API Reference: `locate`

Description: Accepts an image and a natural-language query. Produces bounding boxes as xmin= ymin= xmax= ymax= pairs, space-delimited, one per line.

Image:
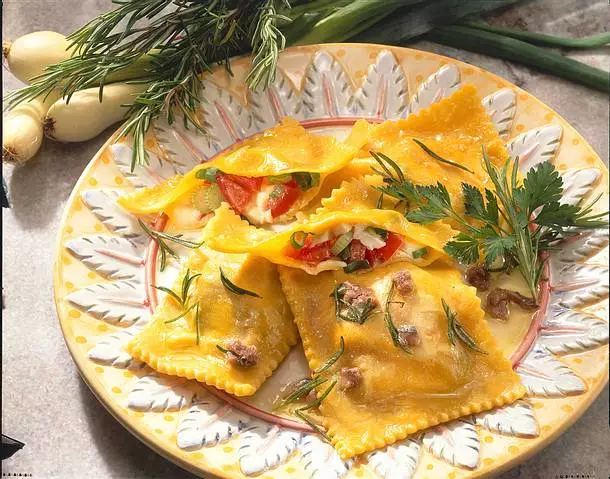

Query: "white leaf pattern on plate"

xmin=238 ymin=423 xmax=301 ymax=476
xmin=200 ymin=80 xmax=257 ymax=146
xmin=560 ymin=168 xmax=602 ymax=206
xmin=516 ymin=346 xmax=586 ymax=397
xmin=351 ymin=50 xmax=408 ymax=119
xmin=302 ymin=51 xmax=352 ymax=118
xmin=539 ymin=306 xmax=609 ymax=355
xmin=127 ymin=375 xmax=196 ymax=412
xmin=81 ymin=189 xmax=144 ymax=240
xmin=408 ymin=64 xmax=460 ymax=116
xmin=249 ymin=72 xmax=304 ymax=129
xmin=552 ymin=263 xmax=609 ymax=308
xmin=110 ymin=143 xmax=184 ymax=188
xmin=300 ymin=435 xmax=351 ymax=479
xmin=422 ymin=420 xmax=480 ymax=469
xmin=507 ymin=125 xmax=562 ymax=171
xmin=481 ymin=88 xmax=516 ymax=138
xmin=152 ymin=118 xmax=217 ymax=169
xmin=88 ymin=326 xmax=147 ymax=369
xmin=472 ymin=401 xmax=538 ymax=438
xmin=366 ymin=439 xmax=421 ymax=479
xmin=558 ymin=228 xmax=609 ymax=263
xmin=66 ymin=235 xmax=144 ymax=281
xmin=66 ymin=280 xmax=149 ymax=326
xmin=177 ymin=398 xmax=249 ymax=450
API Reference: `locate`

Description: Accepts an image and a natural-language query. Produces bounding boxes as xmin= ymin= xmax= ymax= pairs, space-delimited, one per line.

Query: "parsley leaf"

xmin=444 ymin=232 xmax=480 ymax=264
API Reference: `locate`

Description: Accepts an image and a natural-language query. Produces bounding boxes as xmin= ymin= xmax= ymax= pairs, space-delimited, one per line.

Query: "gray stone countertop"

xmin=2 ymin=1 xmax=608 ymax=478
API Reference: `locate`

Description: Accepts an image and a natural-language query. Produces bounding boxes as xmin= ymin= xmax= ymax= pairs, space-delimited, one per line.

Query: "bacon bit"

xmin=465 ymin=265 xmax=491 ymax=291
xmin=397 ymin=325 xmax=420 ymax=347
xmin=341 ymin=281 xmax=378 ymax=308
xmin=485 ymin=288 xmax=538 ymax=320
xmin=225 ymin=339 xmax=258 ymax=367
xmin=305 ymin=388 xmax=318 ymax=403
xmin=392 ymin=270 xmax=415 ymax=295
xmin=339 ymin=367 xmax=362 ymax=391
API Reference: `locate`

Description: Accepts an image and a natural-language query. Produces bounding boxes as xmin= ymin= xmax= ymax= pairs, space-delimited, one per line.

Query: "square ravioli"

xmin=278 ymin=262 xmax=525 ymax=458
xmin=127 ymin=246 xmax=298 ymax=396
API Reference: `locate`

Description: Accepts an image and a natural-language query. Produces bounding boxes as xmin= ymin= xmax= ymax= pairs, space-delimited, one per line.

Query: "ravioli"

xmin=118 ymin=118 xmax=359 ymax=226
xmin=318 ymin=86 xmax=512 ymax=225
xmin=202 ymin=201 xmax=455 ymax=274
xmin=279 ymin=262 xmax=526 ymax=459
xmin=126 ymin=246 xmax=298 ymax=396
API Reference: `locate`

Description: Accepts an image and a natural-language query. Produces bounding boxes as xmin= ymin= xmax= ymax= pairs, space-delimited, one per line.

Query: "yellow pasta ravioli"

xmin=202 ymin=201 xmax=455 ymax=274
xmin=279 ymin=262 xmax=526 ymax=459
xmin=126 ymin=246 xmax=298 ymax=396
xmin=118 ymin=118 xmax=359 ymax=226
xmin=317 ymin=85 xmax=512 ymax=225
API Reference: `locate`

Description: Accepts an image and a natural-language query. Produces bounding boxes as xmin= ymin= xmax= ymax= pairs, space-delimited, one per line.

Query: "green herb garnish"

xmin=371 ymin=148 xmax=608 ymax=297
xmin=384 ymin=282 xmax=412 ymax=354
xmin=442 ymin=298 xmax=487 ymax=354
xmin=412 ymin=247 xmax=428 ymax=259
xmin=331 ymin=283 xmax=376 ymax=324
xmin=343 ymin=260 xmax=371 ymax=274
xmin=412 ymin=139 xmax=474 ymax=173
xmin=314 ymin=337 xmax=345 ymax=375
xmin=195 ymin=167 xmax=221 ymax=183
xmin=219 ymin=267 xmax=261 ymax=298
xmin=138 ymin=219 xmax=204 ymax=271
xmin=292 ymin=172 xmax=320 ymax=191
xmin=156 ymin=269 xmax=201 ymax=324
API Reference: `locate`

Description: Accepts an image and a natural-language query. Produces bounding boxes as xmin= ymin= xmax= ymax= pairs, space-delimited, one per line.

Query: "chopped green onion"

xmin=269 ymin=185 xmax=285 ymax=199
xmin=292 ymin=172 xmax=321 ymax=191
xmin=412 ymin=247 xmax=428 ymax=259
xmin=290 ymin=231 xmax=308 ymax=249
xmin=330 ymin=230 xmax=353 ymax=256
xmin=426 ymin=25 xmax=610 ymax=94
xmin=219 ymin=267 xmax=261 ymax=298
xmin=343 ymin=259 xmax=370 ymax=273
xmin=195 ymin=167 xmax=221 ymax=183
xmin=267 ymin=173 xmax=293 ymax=184
xmin=366 ymin=227 xmax=388 ymax=241
xmin=191 ymin=184 xmax=222 ymax=213
xmin=338 ymin=244 xmax=351 ymax=262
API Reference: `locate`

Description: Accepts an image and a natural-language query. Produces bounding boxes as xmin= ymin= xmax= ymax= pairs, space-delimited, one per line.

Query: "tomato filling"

xmin=285 ymin=226 xmax=411 ymax=272
xmin=202 ymin=170 xmax=319 ymax=220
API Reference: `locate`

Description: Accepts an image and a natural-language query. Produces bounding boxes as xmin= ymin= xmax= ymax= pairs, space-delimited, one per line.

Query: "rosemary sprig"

xmin=219 ymin=267 xmax=261 ymax=298
xmin=157 ymin=268 xmax=201 ymax=323
xmin=331 ymin=283 xmax=377 ymax=324
xmin=138 ymin=219 xmax=204 ymax=271
xmin=4 ymin=0 xmax=289 ymax=171
xmin=194 ymin=302 xmax=202 ymax=345
xmin=274 ymin=376 xmax=328 ymax=410
xmin=412 ymin=139 xmax=474 ymax=173
xmin=314 ymin=336 xmax=345 ymax=375
xmin=384 ymin=282 xmax=412 ymax=354
xmin=442 ymin=299 xmax=487 ymax=354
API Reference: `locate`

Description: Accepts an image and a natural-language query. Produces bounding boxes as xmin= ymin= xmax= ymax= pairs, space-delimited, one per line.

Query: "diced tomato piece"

xmin=348 ymin=240 xmax=367 ymax=262
xmin=224 ymin=174 xmax=263 ymax=192
xmin=216 ymin=175 xmax=253 ymax=214
xmin=364 ymin=232 xmax=403 ymax=266
xmin=286 ymin=240 xmax=334 ymax=265
xmin=266 ymin=180 xmax=301 ymax=218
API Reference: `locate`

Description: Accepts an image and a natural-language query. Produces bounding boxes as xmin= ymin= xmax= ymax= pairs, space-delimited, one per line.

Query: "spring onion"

xmin=412 ymin=247 xmax=428 ymax=259
xmin=290 ymin=231 xmax=308 ymax=249
xmin=267 ymin=174 xmax=293 ymax=184
xmin=292 ymin=172 xmax=321 ymax=191
xmin=426 ymin=25 xmax=610 ymax=93
xmin=191 ymin=184 xmax=222 ymax=213
xmin=330 ymin=230 xmax=354 ymax=256
xmin=343 ymin=259 xmax=370 ymax=273
xmin=196 ymin=168 xmax=221 ymax=183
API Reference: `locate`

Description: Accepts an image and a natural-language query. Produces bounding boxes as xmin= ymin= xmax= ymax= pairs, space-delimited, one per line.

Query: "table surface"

xmin=2 ymin=1 xmax=609 ymax=478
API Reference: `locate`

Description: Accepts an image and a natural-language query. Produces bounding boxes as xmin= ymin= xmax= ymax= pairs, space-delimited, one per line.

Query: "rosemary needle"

xmin=412 ymin=139 xmax=474 ymax=173
xmin=219 ymin=267 xmax=261 ymax=298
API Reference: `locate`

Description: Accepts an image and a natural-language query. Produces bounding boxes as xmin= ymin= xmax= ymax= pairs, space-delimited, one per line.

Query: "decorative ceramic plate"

xmin=53 ymin=44 xmax=609 ymax=479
